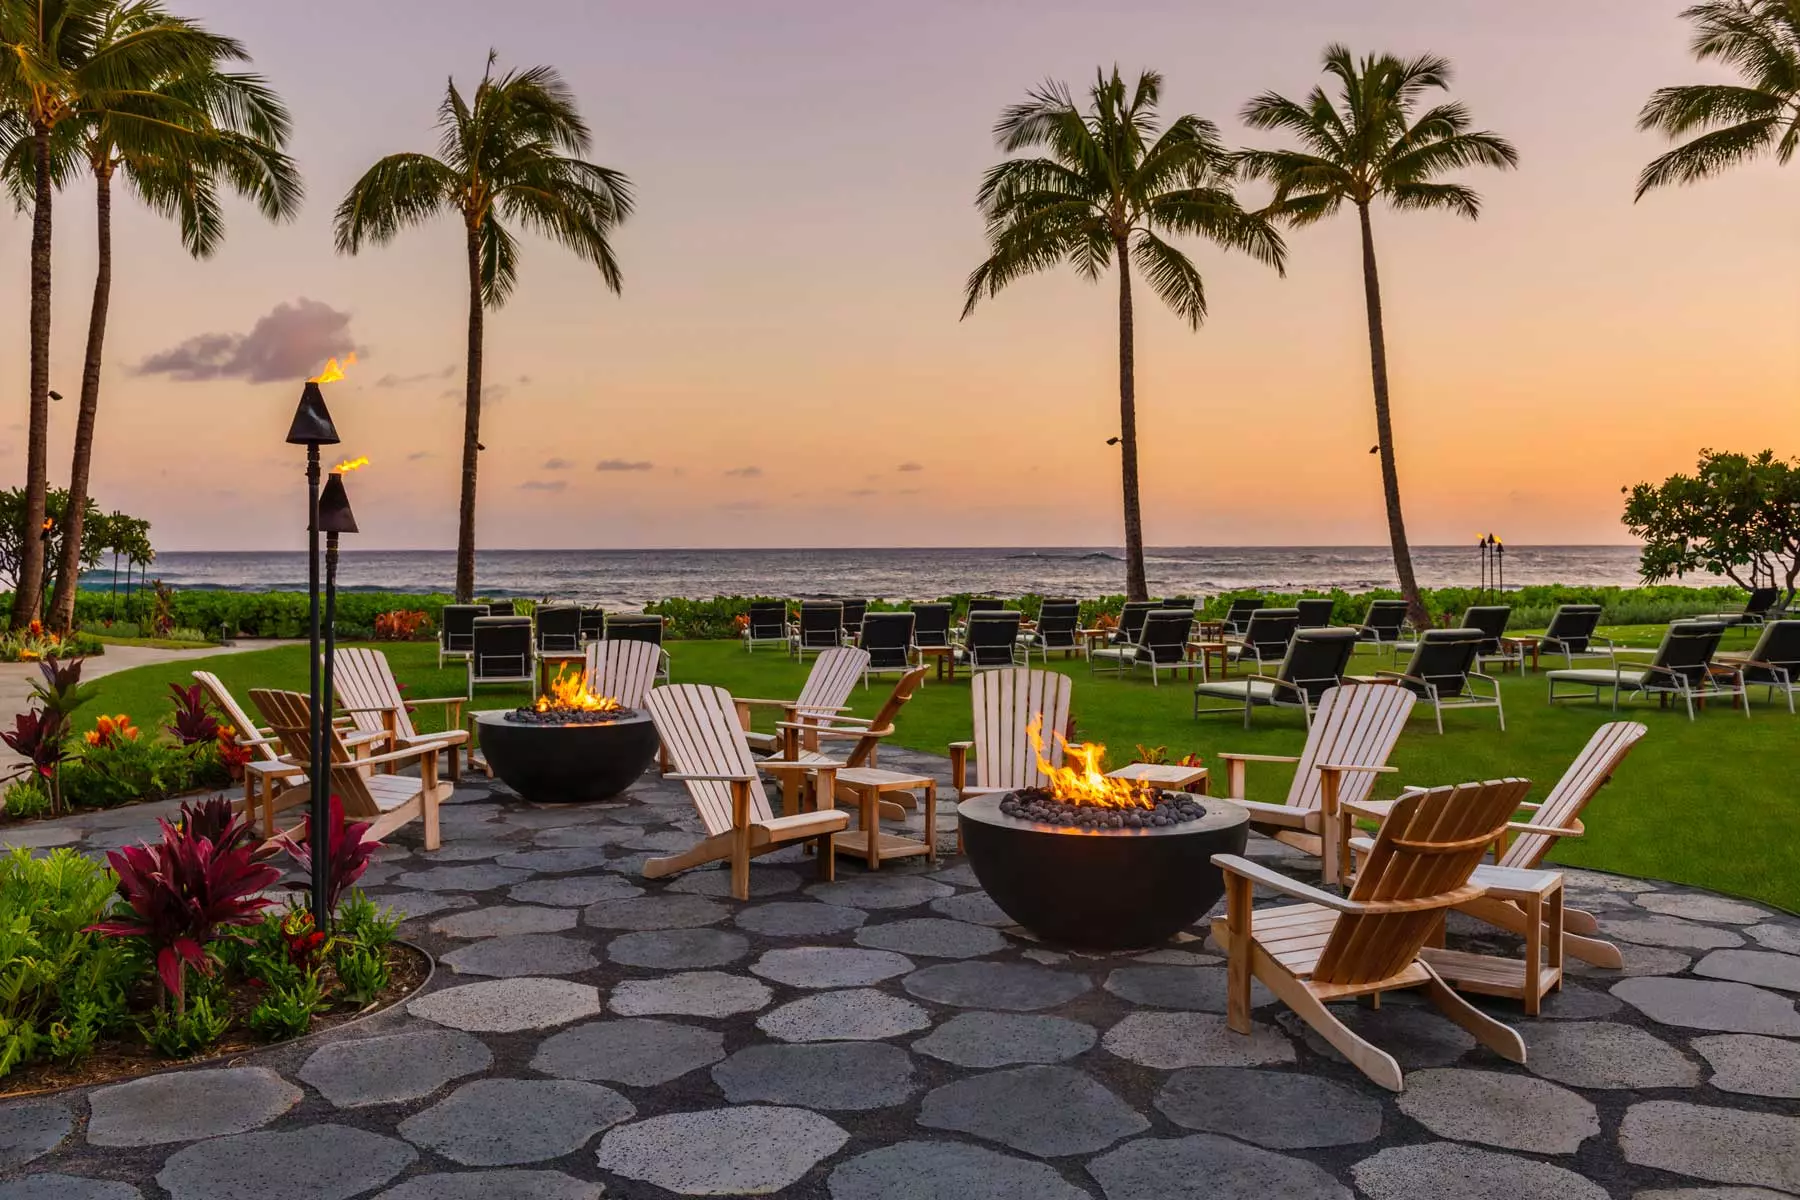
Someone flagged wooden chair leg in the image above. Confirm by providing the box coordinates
[1461,895,1622,968]
[924,781,938,865]
[816,830,836,882]
[1563,906,1600,935]
[731,826,751,900]
[1223,874,1253,1034]
[1421,963,1525,1065]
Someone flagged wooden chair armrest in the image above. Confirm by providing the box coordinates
[1212,854,1359,911]
[774,722,895,740]
[1515,801,1542,811]
[404,696,466,708]
[1216,752,1302,764]
[760,758,849,773]
[1507,818,1583,838]
[336,706,398,715]
[665,772,757,783]
[341,745,446,771]
[1339,797,1394,820]
[1315,762,1398,774]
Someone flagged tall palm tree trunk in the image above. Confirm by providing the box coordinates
[1355,202,1427,628]
[50,164,115,632]
[455,225,485,603]
[12,125,55,631]
[1116,239,1147,601]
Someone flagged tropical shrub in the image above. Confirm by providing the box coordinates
[273,796,380,925]
[2,775,52,819]
[0,620,103,663]
[374,610,433,641]
[164,684,221,746]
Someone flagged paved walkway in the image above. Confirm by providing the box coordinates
[2,750,1798,1199]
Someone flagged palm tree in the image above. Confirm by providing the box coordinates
[963,68,1284,601]
[1239,47,1517,627]
[334,53,632,602]
[0,0,227,629]
[1637,0,1800,198]
[31,2,303,631]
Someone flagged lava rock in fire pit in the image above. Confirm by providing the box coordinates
[1000,788,1206,830]
[504,706,640,726]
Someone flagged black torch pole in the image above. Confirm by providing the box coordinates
[320,526,341,919]
[306,447,327,922]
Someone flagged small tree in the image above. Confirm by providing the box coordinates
[1622,449,1800,603]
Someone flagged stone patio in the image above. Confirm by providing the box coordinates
[3,744,1798,1199]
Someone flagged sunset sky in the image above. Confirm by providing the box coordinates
[1,0,1794,553]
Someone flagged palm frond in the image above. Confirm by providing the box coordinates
[1386,179,1482,218]
[478,215,519,307]
[1635,115,1782,195]
[1130,229,1206,327]
[332,151,458,252]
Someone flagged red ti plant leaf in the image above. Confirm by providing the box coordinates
[176,795,276,862]
[274,795,382,924]
[165,683,222,746]
[1,709,66,778]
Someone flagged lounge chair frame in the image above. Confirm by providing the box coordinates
[1376,628,1505,734]
[1194,627,1357,727]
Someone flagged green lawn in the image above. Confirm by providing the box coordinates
[74,624,1796,913]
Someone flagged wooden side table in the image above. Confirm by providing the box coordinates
[1502,635,1542,672]
[1421,865,1564,1015]
[832,767,938,868]
[1186,640,1228,683]
[537,651,587,694]
[916,644,954,681]
[1106,761,1210,796]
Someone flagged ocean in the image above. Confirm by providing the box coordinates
[97,545,1665,606]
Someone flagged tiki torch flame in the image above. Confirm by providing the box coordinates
[331,456,370,475]
[308,352,357,384]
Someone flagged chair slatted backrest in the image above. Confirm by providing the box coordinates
[250,688,384,817]
[1240,608,1301,663]
[439,605,482,654]
[1115,601,1157,643]
[1042,598,1080,613]
[1502,721,1646,869]
[798,647,870,712]
[1035,604,1079,649]
[334,647,417,742]
[1745,586,1780,617]
[860,612,915,668]
[583,639,664,708]
[841,667,928,768]
[486,601,514,618]
[1276,629,1359,704]
[1461,606,1512,655]
[839,599,869,632]
[970,668,1073,791]
[1543,605,1603,652]
[1138,609,1194,663]
[606,614,665,646]
[1295,598,1335,629]
[1398,629,1485,700]
[1652,621,1727,686]
[967,597,1006,615]
[745,601,787,641]
[964,612,1022,665]
[911,603,953,648]
[1161,596,1197,611]
[472,616,534,680]
[1312,778,1530,985]
[1741,619,1800,684]
[193,671,282,765]
[536,605,582,652]
[1360,599,1408,640]
[1222,598,1263,634]
[579,606,608,642]
[795,602,844,650]
[1283,684,1416,814]
[644,685,775,837]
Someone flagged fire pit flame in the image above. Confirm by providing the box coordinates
[535,667,623,714]
[1027,716,1155,810]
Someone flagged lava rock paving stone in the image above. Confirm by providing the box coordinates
[1103,965,1272,1011]
[410,977,602,1033]
[854,917,1008,959]
[492,847,614,873]
[369,891,475,922]
[668,866,803,897]
[397,1078,634,1167]
[299,1028,493,1108]
[411,838,517,862]
[1745,922,1800,955]
[928,892,1013,926]
[1351,1142,1608,1200]
[913,1011,1097,1067]
[508,876,643,907]
[609,970,773,1017]
[441,933,599,977]
[1692,1033,1800,1097]
[532,1018,726,1086]
[0,1178,141,1200]
[735,901,867,938]
[751,946,914,988]
[1089,1133,1352,1200]
[87,1066,301,1147]
[902,961,1090,1011]
[927,862,982,888]
[1635,892,1770,924]
[827,1140,1093,1200]
[1525,983,1624,1020]
[1520,1020,1700,1089]
[1395,1068,1598,1154]
[757,988,932,1042]
[155,1126,416,1200]
[1569,942,1694,978]
[1133,948,1220,966]
[1620,1101,1800,1194]
[1633,1190,1795,1199]
[1606,917,1745,951]
[595,1106,849,1195]
[583,894,729,930]
[1103,1012,1296,1069]
[916,1064,1148,1157]
[391,864,531,892]
[532,824,644,848]
[712,1041,916,1110]
[808,875,953,909]
[431,904,577,937]
[373,1171,602,1200]
[1694,948,1800,993]
[1279,1002,1476,1069]
[1613,977,1800,1035]
[626,829,703,853]
[1559,867,1655,894]
[607,928,750,969]
[1155,1067,1381,1148]
[0,1098,72,1168]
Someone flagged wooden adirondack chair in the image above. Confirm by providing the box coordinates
[1212,778,1532,1091]
[1218,683,1415,886]
[583,637,664,708]
[334,648,468,781]
[249,688,448,849]
[643,685,850,900]
[1345,721,1648,969]
[734,646,869,755]
[948,667,1074,802]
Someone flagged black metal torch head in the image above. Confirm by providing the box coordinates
[286,381,341,446]
[318,472,359,534]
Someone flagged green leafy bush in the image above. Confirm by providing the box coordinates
[247,973,327,1042]
[60,731,193,809]
[333,943,390,1008]
[138,991,230,1057]
[2,776,52,819]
